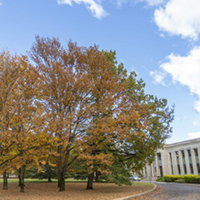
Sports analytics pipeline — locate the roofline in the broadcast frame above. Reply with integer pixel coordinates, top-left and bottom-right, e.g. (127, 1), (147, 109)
(165, 137), (200, 148)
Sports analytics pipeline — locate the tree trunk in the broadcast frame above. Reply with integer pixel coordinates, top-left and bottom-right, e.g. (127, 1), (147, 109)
(59, 172), (65, 191)
(18, 167), (21, 186)
(3, 171), (8, 190)
(18, 176), (21, 187)
(57, 168), (61, 187)
(46, 164), (52, 182)
(19, 165), (26, 192)
(57, 145), (71, 191)
(86, 173), (94, 190)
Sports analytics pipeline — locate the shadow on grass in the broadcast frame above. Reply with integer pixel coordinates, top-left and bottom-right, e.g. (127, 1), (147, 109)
(0, 178), (88, 184)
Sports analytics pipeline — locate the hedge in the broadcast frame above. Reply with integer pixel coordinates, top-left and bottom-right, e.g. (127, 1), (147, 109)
(163, 175), (200, 183)
(164, 175), (184, 182)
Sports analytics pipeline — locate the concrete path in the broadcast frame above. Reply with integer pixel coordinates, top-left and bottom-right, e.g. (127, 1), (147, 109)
(132, 182), (200, 200)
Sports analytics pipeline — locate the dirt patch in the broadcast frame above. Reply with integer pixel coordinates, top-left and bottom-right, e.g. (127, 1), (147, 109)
(0, 182), (154, 200)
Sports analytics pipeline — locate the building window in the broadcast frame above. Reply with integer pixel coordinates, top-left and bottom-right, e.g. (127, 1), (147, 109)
(158, 153), (161, 161)
(169, 152), (174, 174)
(194, 148), (200, 175)
(188, 149), (194, 174)
(153, 161), (157, 173)
(181, 150), (187, 174)
(176, 151), (181, 175)
(145, 166), (147, 176)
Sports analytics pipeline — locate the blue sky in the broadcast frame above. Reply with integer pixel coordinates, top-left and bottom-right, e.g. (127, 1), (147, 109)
(1, 0), (200, 143)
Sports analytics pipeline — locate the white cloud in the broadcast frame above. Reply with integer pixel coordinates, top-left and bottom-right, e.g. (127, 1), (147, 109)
(116, 0), (127, 7)
(154, 0), (200, 40)
(139, 0), (166, 6)
(188, 132), (200, 139)
(150, 70), (166, 85)
(57, 0), (108, 19)
(116, 0), (166, 7)
(153, 46), (200, 112)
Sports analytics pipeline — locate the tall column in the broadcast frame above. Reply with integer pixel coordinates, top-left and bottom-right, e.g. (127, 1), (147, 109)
(155, 153), (159, 176)
(161, 151), (167, 176)
(184, 149), (191, 174)
(171, 152), (176, 175)
(168, 152), (172, 174)
(165, 152), (171, 175)
(153, 161), (156, 177)
(151, 163), (154, 177)
(147, 165), (151, 177)
(179, 151), (184, 175)
(191, 148), (198, 174)
(142, 168), (145, 177)
(147, 164), (153, 178)
(144, 165), (147, 177)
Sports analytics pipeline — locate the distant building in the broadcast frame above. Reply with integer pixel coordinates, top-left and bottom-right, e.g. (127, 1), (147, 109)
(143, 138), (200, 177)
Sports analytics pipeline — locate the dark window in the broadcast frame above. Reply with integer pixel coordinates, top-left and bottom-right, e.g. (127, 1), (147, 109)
(194, 149), (200, 175)
(197, 163), (200, 175)
(176, 151), (181, 175)
(145, 166), (147, 175)
(181, 150), (187, 174)
(169, 152), (174, 174)
(158, 153), (161, 161)
(154, 161), (157, 173)
(188, 150), (193, 174)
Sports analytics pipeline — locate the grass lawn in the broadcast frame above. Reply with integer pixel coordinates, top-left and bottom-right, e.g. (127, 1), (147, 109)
(0, 180), (155, 200)
(0, 178), (86, 183)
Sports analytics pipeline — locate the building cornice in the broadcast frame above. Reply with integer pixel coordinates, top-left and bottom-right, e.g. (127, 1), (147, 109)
(165, 137), (200, 148)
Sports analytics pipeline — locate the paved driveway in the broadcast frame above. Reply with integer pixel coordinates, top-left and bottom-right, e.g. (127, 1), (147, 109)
(132, 182), (200, 200)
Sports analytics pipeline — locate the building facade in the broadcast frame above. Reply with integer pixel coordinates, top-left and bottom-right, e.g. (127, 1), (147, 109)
(143, 138), (200, 178)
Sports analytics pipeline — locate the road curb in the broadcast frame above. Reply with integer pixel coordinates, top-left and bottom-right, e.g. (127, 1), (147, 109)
(113, 183), (157, 200)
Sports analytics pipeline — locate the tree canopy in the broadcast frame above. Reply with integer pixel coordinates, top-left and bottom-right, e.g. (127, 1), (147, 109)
(0, 36), (174, 192)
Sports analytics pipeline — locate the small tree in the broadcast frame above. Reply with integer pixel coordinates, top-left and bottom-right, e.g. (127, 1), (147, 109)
(0, 51), (52, 192)
(0, 51), (26, 167)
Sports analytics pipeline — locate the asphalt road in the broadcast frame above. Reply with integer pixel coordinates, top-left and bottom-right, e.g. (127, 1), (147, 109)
(132, 182), (200, 200)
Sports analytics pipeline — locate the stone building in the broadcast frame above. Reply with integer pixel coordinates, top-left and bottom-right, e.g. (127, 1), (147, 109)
(143, 137), (200, 178)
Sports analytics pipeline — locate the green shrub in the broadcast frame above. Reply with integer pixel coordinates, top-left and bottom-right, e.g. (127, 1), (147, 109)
(163, 175), (172, 182)
(194, 175), (200, 183)
(164, 174), (200, 183)
(164, 175), (183, 182)
(194, 175), (200, 180)
(183, 175), (200, 183)
(156, 177), (164, 182)
(175, 179), (185, 183)
(184, 175), (196, 183)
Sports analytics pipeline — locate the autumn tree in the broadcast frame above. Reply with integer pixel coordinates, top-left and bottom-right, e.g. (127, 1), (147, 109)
(57, 51), (149, 190)
(29, 37), (174, 191)
(75, 50), (174, 189)
(30, 36), (93, 191)
(0, 51), (52, 192)
(101, 50), (174, 179)
(29, 36), (133, 191)
(0, 52), (31, 191)
(0, 51), (29, 167)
